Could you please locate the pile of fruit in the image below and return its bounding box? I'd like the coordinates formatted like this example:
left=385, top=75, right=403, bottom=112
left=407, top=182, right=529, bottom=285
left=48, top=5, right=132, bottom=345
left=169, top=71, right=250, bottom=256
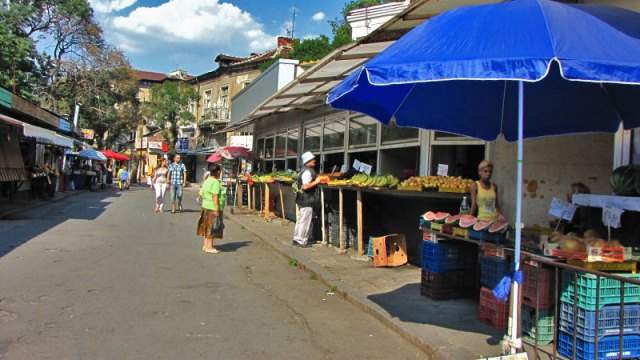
left=549, top=229, right=622, bottom=253
left=610, top=165, right=640, bottom=196
left=399, top=176, right=474, bottom=192
left=350, top=173, right=399, bottom=188
left=252, top=171, right=294, bottom=183
left=422, top=211, right=509, bottom=233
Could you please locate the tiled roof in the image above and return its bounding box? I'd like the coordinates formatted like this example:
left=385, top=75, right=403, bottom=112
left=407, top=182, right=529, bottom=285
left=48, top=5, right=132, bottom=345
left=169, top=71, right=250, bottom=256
left=134, top=70, right=168, bottom=82
left=229, top=48, right=279, bottom=67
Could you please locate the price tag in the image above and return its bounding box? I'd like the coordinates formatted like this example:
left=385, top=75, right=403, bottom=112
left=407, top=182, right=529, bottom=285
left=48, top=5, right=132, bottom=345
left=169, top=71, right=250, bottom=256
left=360, top=163, right=372, bottom=175
left=602, top=206, right=623, bottom=228
left=352, top=159, right=361, bottom=170
left=549, top=197, right=577, bottom=221
left=437, top=164, right=448, bottom=176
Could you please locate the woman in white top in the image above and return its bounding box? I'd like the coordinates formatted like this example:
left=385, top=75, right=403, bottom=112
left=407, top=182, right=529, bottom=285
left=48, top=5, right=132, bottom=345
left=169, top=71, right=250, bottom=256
left=150, top=159, right=169, bottom=212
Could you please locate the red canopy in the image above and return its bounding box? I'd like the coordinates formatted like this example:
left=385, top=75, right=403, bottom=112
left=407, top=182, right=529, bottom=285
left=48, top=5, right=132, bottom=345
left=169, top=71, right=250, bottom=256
left=206, top=146, right=260, bottom=163
left=207, top=153, right=224, bottom=163
left=100, top=150, right=130, bottom=161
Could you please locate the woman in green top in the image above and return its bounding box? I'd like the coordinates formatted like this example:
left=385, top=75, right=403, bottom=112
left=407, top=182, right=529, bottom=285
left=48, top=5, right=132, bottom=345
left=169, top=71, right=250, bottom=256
left=197, top=164, right=225, bottom=253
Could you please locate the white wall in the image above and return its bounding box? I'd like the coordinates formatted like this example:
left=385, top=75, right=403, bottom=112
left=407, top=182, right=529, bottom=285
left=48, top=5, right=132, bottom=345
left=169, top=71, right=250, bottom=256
left=491, top=133, right=614, bottom=227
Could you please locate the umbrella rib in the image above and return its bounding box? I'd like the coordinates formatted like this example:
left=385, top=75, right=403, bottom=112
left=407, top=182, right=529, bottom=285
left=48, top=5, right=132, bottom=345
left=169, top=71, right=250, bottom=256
left=499, top=81, right=507, bottom=137
left=390, top=83, right=417, bottom=124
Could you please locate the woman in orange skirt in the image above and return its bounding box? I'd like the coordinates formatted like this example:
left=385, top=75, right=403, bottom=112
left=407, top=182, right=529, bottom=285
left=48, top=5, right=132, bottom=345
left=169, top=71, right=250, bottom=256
left=197, top=164, right=224, bottom=253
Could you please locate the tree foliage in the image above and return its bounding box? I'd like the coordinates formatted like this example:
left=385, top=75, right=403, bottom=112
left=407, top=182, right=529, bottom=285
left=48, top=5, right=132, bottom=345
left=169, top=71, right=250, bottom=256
left=143, top=82, right=199, bottom=150
left=288, top=35, right=334, bottom=63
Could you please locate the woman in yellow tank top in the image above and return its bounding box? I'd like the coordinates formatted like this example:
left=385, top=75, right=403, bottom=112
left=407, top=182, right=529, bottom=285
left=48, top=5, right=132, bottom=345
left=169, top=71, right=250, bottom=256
left=470, top=160, right=505, bottom=222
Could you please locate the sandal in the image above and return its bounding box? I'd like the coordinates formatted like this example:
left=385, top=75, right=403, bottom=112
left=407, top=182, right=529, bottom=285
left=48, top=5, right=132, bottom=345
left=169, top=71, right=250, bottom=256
left=203, top=248, right=220, bottom=254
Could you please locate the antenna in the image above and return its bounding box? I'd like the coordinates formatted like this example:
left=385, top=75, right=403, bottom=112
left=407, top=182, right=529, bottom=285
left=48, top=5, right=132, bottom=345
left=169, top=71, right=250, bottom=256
left=290, top=8, right=296, bottom=40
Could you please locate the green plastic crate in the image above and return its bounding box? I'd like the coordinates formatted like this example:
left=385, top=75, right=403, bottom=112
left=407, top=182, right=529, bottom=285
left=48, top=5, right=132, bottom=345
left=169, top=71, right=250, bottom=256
left=561, top=270, right=640, bottom=311
left=522, top=304, right=555, bottom=345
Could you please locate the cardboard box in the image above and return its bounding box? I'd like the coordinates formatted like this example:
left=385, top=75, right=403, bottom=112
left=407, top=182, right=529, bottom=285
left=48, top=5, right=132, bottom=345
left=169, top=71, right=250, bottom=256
left=586, top=246, right=632, bottom=262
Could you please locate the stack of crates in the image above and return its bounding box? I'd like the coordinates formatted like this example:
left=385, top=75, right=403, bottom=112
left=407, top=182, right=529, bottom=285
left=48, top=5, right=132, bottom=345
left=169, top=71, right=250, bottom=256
left=558, top=270, right=640, bottom=360
left=521, top=261, right=556, bottom=345
left=479, top=255, right=509, bottom=329
left=480, top=255, right=509, bottom=289
left=420, top=240, right=477, bottom=300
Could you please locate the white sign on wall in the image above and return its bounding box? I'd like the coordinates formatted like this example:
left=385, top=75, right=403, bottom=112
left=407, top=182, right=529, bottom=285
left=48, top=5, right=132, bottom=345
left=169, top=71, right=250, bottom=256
left=229, top=135, right=253, bottom=150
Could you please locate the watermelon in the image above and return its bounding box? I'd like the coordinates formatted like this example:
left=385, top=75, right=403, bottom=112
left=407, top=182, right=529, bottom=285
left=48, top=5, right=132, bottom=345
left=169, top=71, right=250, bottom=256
left=610, top=165, right=640, bottom=196
left=434, top=212, right=450, bottom=222
left=473, top=220, right=493, bottom=231
left=488, top=221, right=509, bottom=233
left=423, top=211, right=437, bottom=222
left=444, top=214, right=464, bottom=226
left=458, top=215, right=477, bottom=228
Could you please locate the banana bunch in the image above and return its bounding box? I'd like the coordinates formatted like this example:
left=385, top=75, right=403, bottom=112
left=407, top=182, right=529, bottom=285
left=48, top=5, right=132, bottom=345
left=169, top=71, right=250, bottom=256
left=349, top=174, right=399, bottom=188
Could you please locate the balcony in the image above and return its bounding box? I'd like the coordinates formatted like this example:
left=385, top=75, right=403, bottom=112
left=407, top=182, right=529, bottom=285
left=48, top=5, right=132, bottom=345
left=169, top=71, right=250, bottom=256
left=199, top=106, right=230, bottom=128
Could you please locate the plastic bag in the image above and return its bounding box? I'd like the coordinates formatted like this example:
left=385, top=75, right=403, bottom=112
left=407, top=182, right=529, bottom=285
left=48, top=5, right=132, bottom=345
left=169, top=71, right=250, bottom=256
left=212, top=215, right=225, bottom=233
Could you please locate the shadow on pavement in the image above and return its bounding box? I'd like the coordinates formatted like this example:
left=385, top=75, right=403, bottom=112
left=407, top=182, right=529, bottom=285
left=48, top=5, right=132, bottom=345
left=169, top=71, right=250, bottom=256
left=0, top=190, right=120, bottom=258
left=216, top=241, right=252, bottom=253
left=367, top=282, right=504, bottom=340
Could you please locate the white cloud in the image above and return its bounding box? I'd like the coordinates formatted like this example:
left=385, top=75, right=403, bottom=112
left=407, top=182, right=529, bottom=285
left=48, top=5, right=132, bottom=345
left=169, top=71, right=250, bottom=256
left=90, top=0, right=138, bottom=14
left=312, top=12, right=325, bottom=22
left=105, top=0, right=275, bottom=66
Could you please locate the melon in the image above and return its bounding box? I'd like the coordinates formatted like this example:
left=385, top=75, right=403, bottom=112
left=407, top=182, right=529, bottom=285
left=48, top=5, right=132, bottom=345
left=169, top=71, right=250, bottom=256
left=560, top=238, right=586, bottom=253
left=610, top=165, right=640, bottom=196
left=434, top=212, right=450, bottom=222
left=609, top=239, right=623, bottom=247
left=423, top=211, right=437, bottom=222
left=444, top=214, right=464, bottom=226
left=583, top=229, right=601, bottom=239
left=488, top=221, right=509, bottom=233
left=473, top=220, right=493, bottom=231
left=458, top=215, right=477, bottom=228
left=588, top=238, right=608, bottom=247
left=550, top=231, right=564, bottom=243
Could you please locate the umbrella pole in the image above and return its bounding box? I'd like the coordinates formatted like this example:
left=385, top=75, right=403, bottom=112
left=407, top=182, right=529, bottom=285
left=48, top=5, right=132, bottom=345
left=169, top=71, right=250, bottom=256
left=510, top=81, right=524, bottom=354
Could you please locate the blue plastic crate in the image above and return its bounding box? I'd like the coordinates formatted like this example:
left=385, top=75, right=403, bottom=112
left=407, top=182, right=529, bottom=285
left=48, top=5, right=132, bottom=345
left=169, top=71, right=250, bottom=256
left=418, top=217, right=430, bottom=230
left=421, top=240, right=476, bottom=273
left=560, top=301, right=640, bottom=342
left=367, top=236, right=373, bottom=257
left=561, top=271, right=640, bottom=311
left=469, top=230, right=505, bottom=244
left=558, top=331, right=640, bottom=360
left=480, top=255, right=509, bottom=289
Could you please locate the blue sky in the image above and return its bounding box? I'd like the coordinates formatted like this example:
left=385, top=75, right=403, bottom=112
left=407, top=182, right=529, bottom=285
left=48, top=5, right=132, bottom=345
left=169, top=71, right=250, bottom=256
left=88, top=0, right=348, bottom=75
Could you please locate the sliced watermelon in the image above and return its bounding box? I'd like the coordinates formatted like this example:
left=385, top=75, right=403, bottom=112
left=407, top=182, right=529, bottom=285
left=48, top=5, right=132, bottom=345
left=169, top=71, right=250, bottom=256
left=488, top=221, right=509, bottom=233
left=473, top=220, right=493, bottom=231
left=444, top=214, right=464, bottom=226
left=434, top=212, right=450, bottom=223
left=423, top=211, right=437, bottom=222
left=458, top=215, right=477, bottom=228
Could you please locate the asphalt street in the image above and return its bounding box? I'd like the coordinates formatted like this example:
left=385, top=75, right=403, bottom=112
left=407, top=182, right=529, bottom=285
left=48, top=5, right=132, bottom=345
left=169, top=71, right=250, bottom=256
left=0, top=186, right=425, bottom=359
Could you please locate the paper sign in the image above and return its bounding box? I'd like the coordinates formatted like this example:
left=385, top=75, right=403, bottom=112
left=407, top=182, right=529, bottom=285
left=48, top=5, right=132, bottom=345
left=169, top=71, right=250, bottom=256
left=549, top=197, right=577, bottom=221
left=602, top=206, right=623, bottom=228
left=340, top=164, right=348, bottom=173
left=437, top=164, right=449, bottom=176
left=360, top=163, right=372, bottom=175
left=352, top=159, right=361, bottom=170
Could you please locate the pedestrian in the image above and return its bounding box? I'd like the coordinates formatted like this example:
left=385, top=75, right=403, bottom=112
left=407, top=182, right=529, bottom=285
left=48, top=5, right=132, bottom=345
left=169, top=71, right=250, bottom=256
left=167, top=154, right=187, bottom=213
left=117, top=165, right=129, bottom=191
left=197, top=163, right=224, bottom=254
left=100, top=163, right=107, bottom=189
left=292, top=152, right=321, bottom=248
left=63, top=159, right=72, bottom=192
left=470, top=160, right=505, bottom=222
left=150, top=158, right=168, bottom=212
left=106, top=163, right=113, bottom=188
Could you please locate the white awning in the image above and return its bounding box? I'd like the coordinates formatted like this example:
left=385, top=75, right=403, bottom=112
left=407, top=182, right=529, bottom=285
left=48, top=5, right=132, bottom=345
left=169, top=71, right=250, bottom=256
left=0, top=113, right=75, bottom=148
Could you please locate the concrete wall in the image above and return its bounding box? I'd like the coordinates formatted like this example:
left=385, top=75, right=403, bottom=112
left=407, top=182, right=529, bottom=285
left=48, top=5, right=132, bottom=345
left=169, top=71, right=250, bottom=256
left=490, top=133, right=614, bottom=227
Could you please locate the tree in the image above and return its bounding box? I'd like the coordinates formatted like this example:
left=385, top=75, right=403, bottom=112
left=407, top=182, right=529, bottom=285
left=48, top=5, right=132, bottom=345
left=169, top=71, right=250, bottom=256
left=329, top=0, right=395, bottom=48
left=143, top=82, right=199, bottom=151
left=288, top=35, right=334, bottom=63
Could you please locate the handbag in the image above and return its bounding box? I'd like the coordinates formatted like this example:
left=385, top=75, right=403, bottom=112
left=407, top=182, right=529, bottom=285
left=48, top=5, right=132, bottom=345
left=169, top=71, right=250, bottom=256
left=212, top=214, right=225, bottom=232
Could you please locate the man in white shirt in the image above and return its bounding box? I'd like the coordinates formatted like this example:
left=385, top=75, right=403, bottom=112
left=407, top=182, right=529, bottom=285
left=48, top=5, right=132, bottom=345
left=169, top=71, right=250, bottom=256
left=292, top=152, right=321, bottom=247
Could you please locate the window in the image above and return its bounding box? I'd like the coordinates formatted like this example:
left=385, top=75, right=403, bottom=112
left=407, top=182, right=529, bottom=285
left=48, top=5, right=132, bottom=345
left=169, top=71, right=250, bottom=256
left=264, top=137, right=274, bottom=159
left=275, top=132, right=287, bottom=159
left=189, top=101, right=196, bottom=115
left=204, top=90, right=212, bottom=109
left=323, top=118, right=345, bottom=151
left=381, top=125, right=419, bottom=144
left=256, top=138, right=265, bottom=158
left=287, top=130, right=299, bottom=159
left=349, top=113, right=377, bottom=149
left=304, top=122, right=322, bottom=153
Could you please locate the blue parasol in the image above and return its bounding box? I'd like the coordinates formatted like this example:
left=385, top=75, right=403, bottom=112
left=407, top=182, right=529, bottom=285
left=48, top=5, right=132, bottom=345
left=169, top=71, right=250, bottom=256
left=78, top=148, right=107, bottom=161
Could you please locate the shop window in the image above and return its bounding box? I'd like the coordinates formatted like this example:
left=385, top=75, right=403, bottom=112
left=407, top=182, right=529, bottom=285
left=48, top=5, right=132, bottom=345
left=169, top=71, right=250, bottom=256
left=349, top=114, right=377, bottom=149
left=264, top=137, right=274, bottom=159
left=380, top=147, right=419, bottom=179
left=381, top=125, right=419, bottom=144
left=275, top=133, right=287, bottom=159
left=347, top=150, right=377, bottom=175
left=256, top=138, right=265, bottom=159
left=429, top=144, right=485, bottom=179
left=304, top=122, right=321, bottom=153
left=273, top=160, right=286, bottom=172
left=323, top=119, right=345, bottom=151
left=287, top=129, right=299, bottom=159
left=322, top=152, right=345, bottom=174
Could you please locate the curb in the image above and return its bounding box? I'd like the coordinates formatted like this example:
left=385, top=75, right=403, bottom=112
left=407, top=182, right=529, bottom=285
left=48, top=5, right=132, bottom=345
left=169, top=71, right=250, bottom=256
left=226, top=214, right=476, bottom=360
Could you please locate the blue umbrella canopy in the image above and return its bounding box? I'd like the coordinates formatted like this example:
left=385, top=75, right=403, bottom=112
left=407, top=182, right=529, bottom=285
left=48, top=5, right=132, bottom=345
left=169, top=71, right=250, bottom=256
left=78, top=148, right=107, bottom=161
left=328, top=0, right=640, bottom=141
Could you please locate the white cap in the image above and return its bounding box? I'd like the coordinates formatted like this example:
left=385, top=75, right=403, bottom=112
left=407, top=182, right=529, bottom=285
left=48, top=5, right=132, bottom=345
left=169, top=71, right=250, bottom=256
left=301, top=151, right=316, bottom=165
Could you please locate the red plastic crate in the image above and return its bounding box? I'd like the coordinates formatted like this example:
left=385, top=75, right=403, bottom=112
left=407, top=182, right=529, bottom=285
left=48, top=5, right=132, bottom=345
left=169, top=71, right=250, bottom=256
left=522, top=261, right=556, bottom=309
left=479, top=286, right=509, bottom=329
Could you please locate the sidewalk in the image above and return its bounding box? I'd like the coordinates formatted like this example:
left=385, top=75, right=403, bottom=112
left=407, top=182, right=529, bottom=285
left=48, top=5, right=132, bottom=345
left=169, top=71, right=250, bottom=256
left=225, top=209, right=509, bottom=359
left=0, top=189, right=83, bottom=219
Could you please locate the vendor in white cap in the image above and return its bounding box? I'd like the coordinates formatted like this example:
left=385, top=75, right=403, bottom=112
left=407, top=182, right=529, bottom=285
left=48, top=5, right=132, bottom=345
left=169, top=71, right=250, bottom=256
left=292, top=151, right=321, bottom=248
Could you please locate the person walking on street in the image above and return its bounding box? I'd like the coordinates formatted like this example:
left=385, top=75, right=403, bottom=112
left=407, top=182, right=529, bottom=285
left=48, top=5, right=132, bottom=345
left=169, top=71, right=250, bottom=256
left=197, top=164, right=224, bottom=253
left=167, top=154, right=187, bottom=213
left=150, top=159, right=168, bottom=212
left=292, top=152, right=321, bottom=248
left=117, top=165, right=129, bottom=191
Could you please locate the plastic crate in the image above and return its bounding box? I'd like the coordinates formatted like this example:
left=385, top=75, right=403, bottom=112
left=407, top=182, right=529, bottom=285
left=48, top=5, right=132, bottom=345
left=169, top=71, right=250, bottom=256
left=522, top=304, right=555, bottom=345
left=421, top=240, right=477, bottom=273
left=558, top=331, right=640, bottom=360
left=418, top=217, right=430, bottom=230
left=479, top=286, right=509, bottom=329
left=559, top=301, right=640, bottom=342
left=480, top=255, right=509, bottom=289
left=469, top=230, right=506, bottom=244
left=420, top=269, right=475, bottom=300
left=522, top=262, right=555, bottom=309
left=561, top=271, right=640, bottom=311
